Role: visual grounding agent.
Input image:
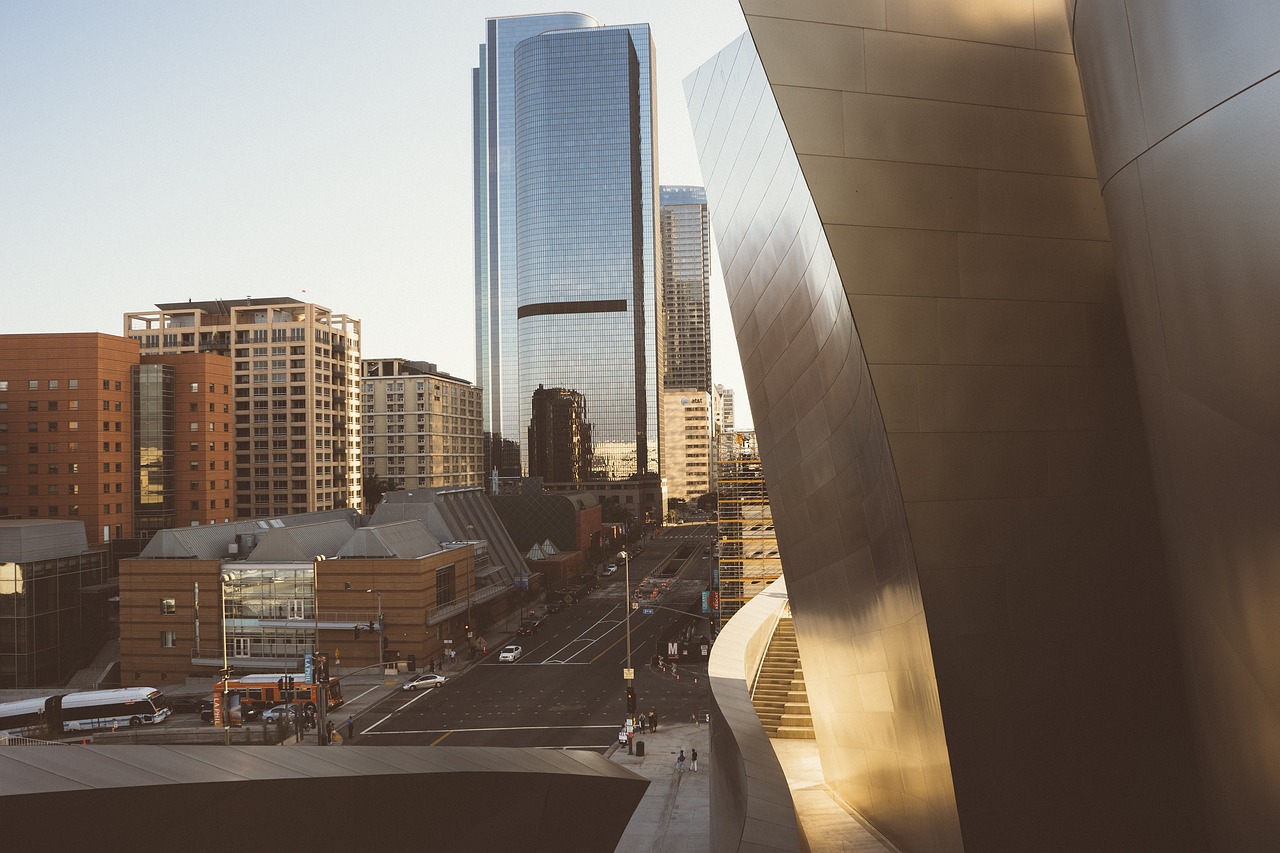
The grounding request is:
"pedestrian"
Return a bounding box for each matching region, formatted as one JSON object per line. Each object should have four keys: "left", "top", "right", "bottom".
{"left": 638, "top": 714, "right": 647, "bottom": 733}
{"left": 676, "top": 749, "right": 686, "bottom": 772}
{"left": 325, "top": 720, "right": 337, "bottom": 745}
{"left": 344, "top": 715, "right": 355, "bottom": 742}
{"left": 649, "top": 709, "right": 657, "bottom": 732}
{"left": 691, "top": 711, "right": 698, "bottom": 726}
{"left": 691, "top": 748, "right": 699, "bottom": 772}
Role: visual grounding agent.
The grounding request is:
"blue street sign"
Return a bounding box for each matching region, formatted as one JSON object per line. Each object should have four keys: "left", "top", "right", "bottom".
{"left": 304, "top": 651, "right": 314, "bottom": 683}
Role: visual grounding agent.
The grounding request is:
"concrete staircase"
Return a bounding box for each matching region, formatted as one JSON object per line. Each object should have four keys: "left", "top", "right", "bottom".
{"left": 752, "top": 613, "right": 816, "bottom": 739}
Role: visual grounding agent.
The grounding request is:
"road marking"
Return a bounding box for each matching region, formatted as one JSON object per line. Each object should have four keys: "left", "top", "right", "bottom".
{"left": 366, "top": 723, "right": 621, "bottom": 736}
{"left": 429, "top": 730, "right": 452, "bottom": 746}
{"left": 544, "top": 607, "right": 627, "bottom": 663}
{"left": 361, "top": 686, "right": 433, "bottom": 734}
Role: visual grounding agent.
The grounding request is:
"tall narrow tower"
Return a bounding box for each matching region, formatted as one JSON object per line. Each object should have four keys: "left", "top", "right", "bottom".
{"left": 474, "top": 14, "right": 659, "bottom": 486}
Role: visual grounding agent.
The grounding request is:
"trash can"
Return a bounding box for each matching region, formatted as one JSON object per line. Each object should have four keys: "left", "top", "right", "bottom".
{"left": 635, "top": 740, "right": 645, "bottom": 757}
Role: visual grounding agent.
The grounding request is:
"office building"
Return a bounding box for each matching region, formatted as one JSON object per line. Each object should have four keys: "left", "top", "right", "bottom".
{"left": 474, "top": 14, "right": 660, "bottom": 485}
{"left": 661, "top": 389, "right": 713, "bottom": 502}
{"left": 135, "top": 353, "right": 235, "bottom": 536}
{"left": 0, "top": 520, "right": 114, "bottom": 688}
{"left": 1, "top": 333, "right": 139, "bottom": 545}
{"left": 125, "top": 298, "right": 362, "bottom": 519}
{"left": 120, "top": 487, "right": 523, "bottom": 685}
{"left": 360, "top": 359, "right": 482, "bottom": 497}
{"left": 527, "top": 385, "right": 592, "bottom": 484}
{"left": 660, "top": 186, "right": 712, "bottom": 392}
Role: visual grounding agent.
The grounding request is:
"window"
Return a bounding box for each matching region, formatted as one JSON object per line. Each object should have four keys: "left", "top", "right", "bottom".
{"left": 161, "top": 631, "right": 177, "bottom": 648}
{"left": 28, "top": 380, "right": 37, "bottom": 390}
{"left": 0, "top": 381, "right": 6, "bottom": 391}
{"left": 68, "top": 379, "right": 77, "bottom": 389}
{"left": 161, "top": 598, "right": 176, "bottom": 615}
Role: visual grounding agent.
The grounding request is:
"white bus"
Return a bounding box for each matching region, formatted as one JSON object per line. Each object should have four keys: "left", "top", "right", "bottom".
{"left": 0, "top": 688, "right": 171, "bottom": 736}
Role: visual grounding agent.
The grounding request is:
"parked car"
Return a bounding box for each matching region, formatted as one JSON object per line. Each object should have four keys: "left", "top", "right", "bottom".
{"left": 547, "top": 599, "right": 565, "bottom": 614}
{"left": 602, "top": 563, "right": 618, "bottom": 576}
{"left": 402, "top": 673, "right": 448, "bottom": 691}
{"left": 262, "top": 705, "right": 297, "bottom": 724}
{"left": 169, "top": 695, "right": 205, "bottom": 715}
{"left": 498, "top": 645, "right": 523, "bottom": 662}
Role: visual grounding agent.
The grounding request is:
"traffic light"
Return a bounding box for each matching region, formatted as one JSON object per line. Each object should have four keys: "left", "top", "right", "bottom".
{"left": 626, "top": 686, "right": 636, "bottom": 714}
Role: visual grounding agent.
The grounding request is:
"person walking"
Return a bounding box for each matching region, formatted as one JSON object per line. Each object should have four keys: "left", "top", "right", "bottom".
{"left": 691, "top": 748, "right": 699, "bottom": 772}
{"left": 344, "top": 715, "right": 355, "bottom": 742}
{"left": 325, "top": 720, "right": 337, "bottom": 745}
{"left": 649, "top": 709, "right": 657, "bottom": 732}
{"left": 638, "top": 714, "right": 647, "bottom": 733}
{"left": 676, "top": 749, "right": 686, "bottom": 772}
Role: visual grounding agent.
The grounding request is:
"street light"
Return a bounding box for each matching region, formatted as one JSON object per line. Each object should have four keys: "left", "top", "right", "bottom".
{"left": 366, "top": 589, "right": 383, "bottom": 671}
{"left": 219, "top": 570, "right": 233, "bottom": 746}
{"left": 618, "top": 549, "right": 636, "bottom": 733}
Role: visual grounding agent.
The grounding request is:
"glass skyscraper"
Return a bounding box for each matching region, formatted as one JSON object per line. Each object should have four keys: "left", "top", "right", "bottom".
{"left": 474, "top": 15, "right": 659, "bottom": 484}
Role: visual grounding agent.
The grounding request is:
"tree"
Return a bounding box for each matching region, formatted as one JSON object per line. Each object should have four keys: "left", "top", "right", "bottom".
{"left": 362, "top": 476, "right": 395, "bottom": 513}
{"left": 696, "top": 491, "right": 718, "bottom": 513}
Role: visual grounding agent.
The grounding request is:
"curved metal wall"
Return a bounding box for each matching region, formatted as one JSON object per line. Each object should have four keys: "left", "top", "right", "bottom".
{"left": 687, "top": 33, "right": 963, "bottom": 853}
{"left": 1069, "top": 3, "right": 1280, "bottom": 848}
{"left": 691, "top": 2, "right": 1208, "bottom": 849}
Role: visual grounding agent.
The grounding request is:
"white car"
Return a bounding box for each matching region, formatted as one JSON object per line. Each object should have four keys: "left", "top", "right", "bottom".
{"left": 261, "top": 704, "right": 297, "bottom": 723}
{"left": 498, "top": 645, "right": 522, "bottom": 662}
{"left": 603, "top": 564, "right": 618, "bottom": 576}
{"left": 402, "top": 673, "right": 448, "bottom": 691}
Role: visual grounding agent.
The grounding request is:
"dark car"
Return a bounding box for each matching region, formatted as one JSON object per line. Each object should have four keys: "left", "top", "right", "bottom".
{"left": 199, "top": 699, "right": 215, "bottom": 723}
{"left": 547, "top": 599, "right": 565, "bottom": 614}
{"left": 516, "top": 619, "right": 541, "bottom": 636}
{"left": 169, "top": 695, "right": 205, "bottom": 715}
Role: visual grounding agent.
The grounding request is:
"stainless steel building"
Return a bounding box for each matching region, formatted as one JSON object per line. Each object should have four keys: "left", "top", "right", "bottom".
{"left": 684, "top": 1, "right": 1280, "bottom": 849}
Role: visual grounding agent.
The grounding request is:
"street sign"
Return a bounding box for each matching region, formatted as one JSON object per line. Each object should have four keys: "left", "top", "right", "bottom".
{"left": 304, "top": 651, "right": 313, "bottom": 683}
{"left": 623, "top": 668, "right": 635, "bottom": 680}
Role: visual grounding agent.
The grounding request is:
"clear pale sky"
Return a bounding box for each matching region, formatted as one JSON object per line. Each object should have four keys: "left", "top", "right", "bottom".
{"left": 0, "top": 1, "right": 751, "bottom": 425}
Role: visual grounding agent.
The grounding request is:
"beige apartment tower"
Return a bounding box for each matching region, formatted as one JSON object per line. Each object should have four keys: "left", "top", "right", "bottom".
{"left": 125, "top": 298, "right": 361, "bottom": 519}
{"left": 360, "top": 359, "right": 483, "bottom": 497}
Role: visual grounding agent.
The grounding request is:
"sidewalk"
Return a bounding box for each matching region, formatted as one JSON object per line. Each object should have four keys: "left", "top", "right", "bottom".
{"left": 610, "top": 721, "right": 711, "bottom": 852}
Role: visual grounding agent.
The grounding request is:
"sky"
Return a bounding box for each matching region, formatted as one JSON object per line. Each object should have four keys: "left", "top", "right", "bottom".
{"left": 0, "top": 0, "right": 752, "bottom": 425}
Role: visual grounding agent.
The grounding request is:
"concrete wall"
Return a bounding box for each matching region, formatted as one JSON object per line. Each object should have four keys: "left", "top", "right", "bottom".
{"left": 706, "top": 576, "right": 800, "bottom": 853}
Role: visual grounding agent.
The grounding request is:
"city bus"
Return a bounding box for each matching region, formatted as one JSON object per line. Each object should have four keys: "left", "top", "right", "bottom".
{"left": 216, "top": 673, "right": 343, "bottom": 716}
{"left": 0, "top": 687, "right": 172, "bottom": 737}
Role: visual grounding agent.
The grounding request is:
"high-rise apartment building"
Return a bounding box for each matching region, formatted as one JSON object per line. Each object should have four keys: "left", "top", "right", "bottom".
{"left": 660, "top": 186, "right": 712, "bottom": 392}
{"left": 125, "top": 298, "right": 361, "bottom": 518}
{"left": 474, "top": 14, "right": 660, "bottom": 485}
{"left": 360, "top": 359, "right": 482, "bottom": 495}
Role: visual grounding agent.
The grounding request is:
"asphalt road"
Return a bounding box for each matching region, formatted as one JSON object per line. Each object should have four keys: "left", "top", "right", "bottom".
{"left": 354, "top": 524, "right": 718, "bottom": 750}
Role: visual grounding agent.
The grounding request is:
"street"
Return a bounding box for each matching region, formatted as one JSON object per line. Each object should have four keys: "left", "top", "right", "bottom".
{"left": 353, "top": 523, "right": 718, "bottom": 749}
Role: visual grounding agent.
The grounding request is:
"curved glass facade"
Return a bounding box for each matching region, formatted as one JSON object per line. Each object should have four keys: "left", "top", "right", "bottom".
{"left": 511, "top": 24, "right": 658, "bottom": 481}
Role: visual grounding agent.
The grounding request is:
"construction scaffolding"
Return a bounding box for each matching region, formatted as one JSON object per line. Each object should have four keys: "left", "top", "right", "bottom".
{"left": 715, "top": 431, "right": 781, "bottom": 630}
